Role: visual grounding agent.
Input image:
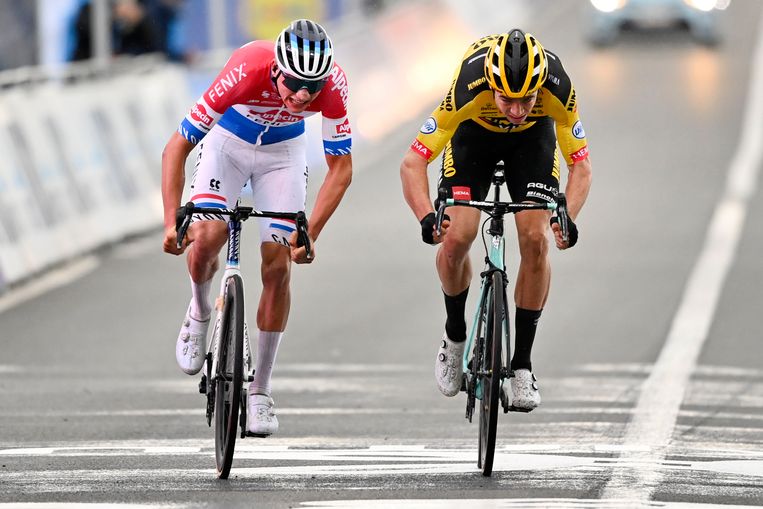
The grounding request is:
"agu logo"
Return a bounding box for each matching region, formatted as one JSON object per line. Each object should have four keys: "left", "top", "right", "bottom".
{"left": 420, "top": 117, "right": 437, "bottom": 135}
{"left": 572, "top": 120, "right": 586, "bottom": 139}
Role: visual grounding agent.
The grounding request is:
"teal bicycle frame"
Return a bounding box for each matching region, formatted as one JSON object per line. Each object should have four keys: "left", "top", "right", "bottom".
{"left": 462, "top": 225, "right": 507, "bottom": 400}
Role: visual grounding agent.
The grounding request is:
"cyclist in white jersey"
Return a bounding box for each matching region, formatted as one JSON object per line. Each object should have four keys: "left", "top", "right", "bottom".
{"left": 161, "top": 19, "right": 353, "bottom": 437}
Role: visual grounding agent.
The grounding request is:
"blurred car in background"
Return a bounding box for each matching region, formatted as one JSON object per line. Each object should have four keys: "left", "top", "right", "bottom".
{"left": 584, "top": 0, "right": 726, "bottom": 46}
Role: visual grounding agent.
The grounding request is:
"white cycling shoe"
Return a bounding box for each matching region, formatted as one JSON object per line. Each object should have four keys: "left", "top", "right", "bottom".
{"left": 504, "top": 369, "right": 541, "bottom": 411}
{"left": 435, "top": 333, "right": 465, "bottom": 397}
{"left": 175, "top": 304, "right": 210, "bottom": 375}
{"left": 247, "top": 393, "right": 279, "bottom": 437}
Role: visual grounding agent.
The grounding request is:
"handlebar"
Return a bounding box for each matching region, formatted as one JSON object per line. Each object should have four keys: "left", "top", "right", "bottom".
{"left": 434, "top": 193, "right": 571, "bottom": 244}
{"left": 175, "top": 202, "right": 312, "bottom": 259}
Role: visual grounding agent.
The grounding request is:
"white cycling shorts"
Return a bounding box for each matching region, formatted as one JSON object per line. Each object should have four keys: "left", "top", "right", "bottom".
{"left": 188, "top": 126, "right": 308, "bottom": 246}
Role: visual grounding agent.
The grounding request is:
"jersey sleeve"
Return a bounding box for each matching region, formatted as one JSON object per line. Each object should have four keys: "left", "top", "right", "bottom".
{"left": 542, "top": 54, "right": 589, "bottom": 166}
{"left": 548, "top": 86, "right": 589, "bottom": 166}
{"left": 409, "top": 37, "right": 494, "bottom": 163}
{"left": 410, "top": 78, "right": 472, "bottom": 163}
{"left": 320, "top": 65, "right": 352, "bottom": 156}
{"left": 178, "top": 45, "right": 257, "bottom": 145}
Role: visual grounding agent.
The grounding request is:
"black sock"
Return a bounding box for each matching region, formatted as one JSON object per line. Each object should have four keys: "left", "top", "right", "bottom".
{"left": 443, "top": 288, "right": 469, "bottom": 342}
{"left": 511, "top": 307, "right": 542, "bottom": 371}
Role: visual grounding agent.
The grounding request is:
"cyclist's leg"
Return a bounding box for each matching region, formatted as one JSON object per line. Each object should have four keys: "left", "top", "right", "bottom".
{"left": 504, "top": 121, "right": 558, "bottom": 409}
{"left": 434, "top": 130, "right": 496, "bottom": 396}
{"left": 249, "top": 134, "right": 307, "bottom": 335}
{"left": 176, "top": 129, "right": 250, "bottom": 375}
{"left": 187, "top": 129, "right": 253, "bottom": 317}
{"left": 245, "top": 135, "right": 307, "bottom": 435}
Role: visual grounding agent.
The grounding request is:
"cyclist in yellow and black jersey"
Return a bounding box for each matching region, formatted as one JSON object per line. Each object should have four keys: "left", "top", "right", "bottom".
{"left": 400, "top": 29, "right": 592, "bottom": 411}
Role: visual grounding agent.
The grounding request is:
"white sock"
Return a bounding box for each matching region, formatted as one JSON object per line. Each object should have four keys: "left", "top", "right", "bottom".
{"left": 190, "top": 276, "right": 212, "bottom": 322}
{"left": 250, "top": 330, "right": 283, "bottom": 396}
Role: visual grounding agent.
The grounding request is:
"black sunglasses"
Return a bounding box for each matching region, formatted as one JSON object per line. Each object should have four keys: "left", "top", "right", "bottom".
{"left": 280, "top": 72, "right": 328, "bottom": 94}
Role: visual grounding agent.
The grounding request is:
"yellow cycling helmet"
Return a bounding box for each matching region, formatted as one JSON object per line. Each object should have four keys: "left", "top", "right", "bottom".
{"left": 484, "top": 29, "right": 548, "bottom": 98}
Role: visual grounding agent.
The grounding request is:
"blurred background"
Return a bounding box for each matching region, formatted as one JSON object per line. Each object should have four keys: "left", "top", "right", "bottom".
{"left": 0, "top": 0, "right": 735, "bottom": 290}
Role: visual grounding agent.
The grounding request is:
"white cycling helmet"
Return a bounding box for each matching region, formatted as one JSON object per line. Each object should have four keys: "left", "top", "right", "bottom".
{"left": 274, "top": 19, "right": 334, "bottom": 81}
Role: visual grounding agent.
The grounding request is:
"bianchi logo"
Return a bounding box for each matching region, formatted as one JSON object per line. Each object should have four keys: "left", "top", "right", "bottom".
{"left": 420, "top": 117, "right": 437, "bottom": 135}
{"left": 572, "top": 120, "right": 586, "bottom": 139}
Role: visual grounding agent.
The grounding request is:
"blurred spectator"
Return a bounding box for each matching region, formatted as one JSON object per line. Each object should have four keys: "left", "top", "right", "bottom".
{"left": 144, "top": 0, "right": 187, "bottom": 62}
{"left": 70, "top": 0, "right": 168, "bottom": 61}
{"left": 114, "top": 0, "right": 162, "bottom": 55}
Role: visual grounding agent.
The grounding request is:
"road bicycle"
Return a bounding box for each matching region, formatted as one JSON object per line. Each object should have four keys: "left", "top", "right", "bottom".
{"left": 175, "top": 202, "right": 311, "bottom": 479}
{"left": 435, "top": 161, "right": 570, "bottom": 476}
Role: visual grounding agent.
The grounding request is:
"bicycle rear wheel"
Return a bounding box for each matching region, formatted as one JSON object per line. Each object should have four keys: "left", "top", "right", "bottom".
{"left": 478, "top": 270, "right": 504, "bottom": 476}
{"left": 214, "top": 274, "right": 245, "bottom": 479}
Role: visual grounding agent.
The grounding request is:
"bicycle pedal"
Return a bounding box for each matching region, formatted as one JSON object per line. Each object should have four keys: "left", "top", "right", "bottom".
{"left": 198, "top": 374, "right": 207, "bottom": 394}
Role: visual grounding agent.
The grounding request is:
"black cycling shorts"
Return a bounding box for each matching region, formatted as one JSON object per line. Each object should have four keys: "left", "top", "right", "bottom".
{"left": 436, "top": 117, "right": 560, "bottom": 206}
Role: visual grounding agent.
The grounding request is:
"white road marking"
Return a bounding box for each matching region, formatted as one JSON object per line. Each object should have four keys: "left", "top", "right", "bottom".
{"left": 300, "top": 501, "right": 763, "bottom": 509}
{"left": 0, "top": 257, "right": 99, "bottom": 315}
{"left": 2, "top": 444, "right": 761, "bottom": 480}
{"left": 602, "top": 9, "right": 763, "bottom": 502}
{"left": 580, "top": 363, "right": 763, "bottom": 378}
{"left": 276, "top": 363, "right": 419, "bottom": 373}
{"left": 0, "top": 505, "right": 178, "bottom": 509}
{"left": 4, "top": 406, "right": 762, "bottom": 421}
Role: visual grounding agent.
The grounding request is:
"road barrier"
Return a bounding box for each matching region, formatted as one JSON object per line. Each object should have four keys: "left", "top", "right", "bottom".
{"left": 0, "top": 64, "right": 191, "bottom": 291}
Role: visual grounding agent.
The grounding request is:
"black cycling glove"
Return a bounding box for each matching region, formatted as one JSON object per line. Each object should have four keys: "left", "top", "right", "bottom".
{"left": 420, "top": 212, "right": 450, "bottom": 245}
{"left": 550, "top": 216, "right": 578, "bottom": 248}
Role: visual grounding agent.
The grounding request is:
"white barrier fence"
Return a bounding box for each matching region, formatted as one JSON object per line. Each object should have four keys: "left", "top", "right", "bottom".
{"left": 0, "top": 65, "right": 191, "bottom": 291}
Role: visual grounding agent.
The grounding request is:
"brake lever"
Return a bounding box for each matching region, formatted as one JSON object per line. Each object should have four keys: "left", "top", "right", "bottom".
{"left": 435, "top": 187, "right": 448, "bottom": 236}
{"left": 295, "top": 211, "right": 312, "bottom": 260}
{"left": 175, "top": 201, "right": 195, "bottom": 250}
{"left": 556, "top": 193, "right": 570, "bottom": 244}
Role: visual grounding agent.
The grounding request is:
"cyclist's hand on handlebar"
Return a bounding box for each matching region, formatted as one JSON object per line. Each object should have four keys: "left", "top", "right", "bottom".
{"left": 420, "top": 212, "right": 450, "bottom": 245}
{"left": 163, "top": 225, "right": 188, "bottom": 255}
{"left": 550, "top": 216, "right": 579, "bottom": 250}
{"left": 288, "top": 231, "right": 315, "bottom": 264}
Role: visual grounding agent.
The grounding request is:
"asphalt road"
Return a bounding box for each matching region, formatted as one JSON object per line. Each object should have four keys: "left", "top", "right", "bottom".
{"left": 1, "top": 2, "right": 763, "bottom": 508}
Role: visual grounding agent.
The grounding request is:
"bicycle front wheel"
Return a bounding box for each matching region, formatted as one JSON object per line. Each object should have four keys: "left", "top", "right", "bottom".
{"left": 214, "top": 274, "right": 245, "bottom": 479}
{"left": 478, "top": 270, "right": 504, "bottom": 477}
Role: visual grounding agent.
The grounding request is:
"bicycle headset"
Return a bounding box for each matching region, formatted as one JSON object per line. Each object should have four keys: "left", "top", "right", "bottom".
{"left": 274, "top": 19, "right": 335, "bottom": 82}
{"left": 484, "top": 28, "right": 549, "bottom": 98}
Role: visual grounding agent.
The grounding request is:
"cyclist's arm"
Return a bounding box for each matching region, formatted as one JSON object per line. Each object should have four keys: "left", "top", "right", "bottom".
{"left": 565, "top": 156, "right": 592, "bottom": 221}
{"left": 161, "top": 132, "right": 195, "bottom": 254}
{"left": 542, "top": 74, "right": 591, "bottom": 222}
{"left": 308, "top": 153, "right": 353, "bottom": 241}
{"left": 400, "top": 148, "right": 433, "bottom": 221}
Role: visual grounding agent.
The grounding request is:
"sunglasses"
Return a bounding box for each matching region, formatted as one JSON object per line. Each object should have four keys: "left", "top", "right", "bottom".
{"left": 280, "top": 72, "right": 328, "bottom": 94}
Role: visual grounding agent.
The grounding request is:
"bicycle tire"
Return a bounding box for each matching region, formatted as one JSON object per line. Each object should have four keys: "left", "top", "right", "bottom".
{"left": 478, "top": 270, "right": 504, "bottom": 476}
{"left": 214, "top": 274, "right": 245, "bottom": 479}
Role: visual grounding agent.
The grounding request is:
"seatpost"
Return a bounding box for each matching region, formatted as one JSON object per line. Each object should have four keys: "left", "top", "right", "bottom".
{"left": 488, "top": 161, "right": 505, "bottom": 237}
{"left": 492, "top": 161, "right": 506, "bottom": 200}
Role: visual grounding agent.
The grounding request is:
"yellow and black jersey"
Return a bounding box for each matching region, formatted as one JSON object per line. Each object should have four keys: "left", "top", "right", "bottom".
{"left": 410, "top": 35, "right": 589, "bottom": 167}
